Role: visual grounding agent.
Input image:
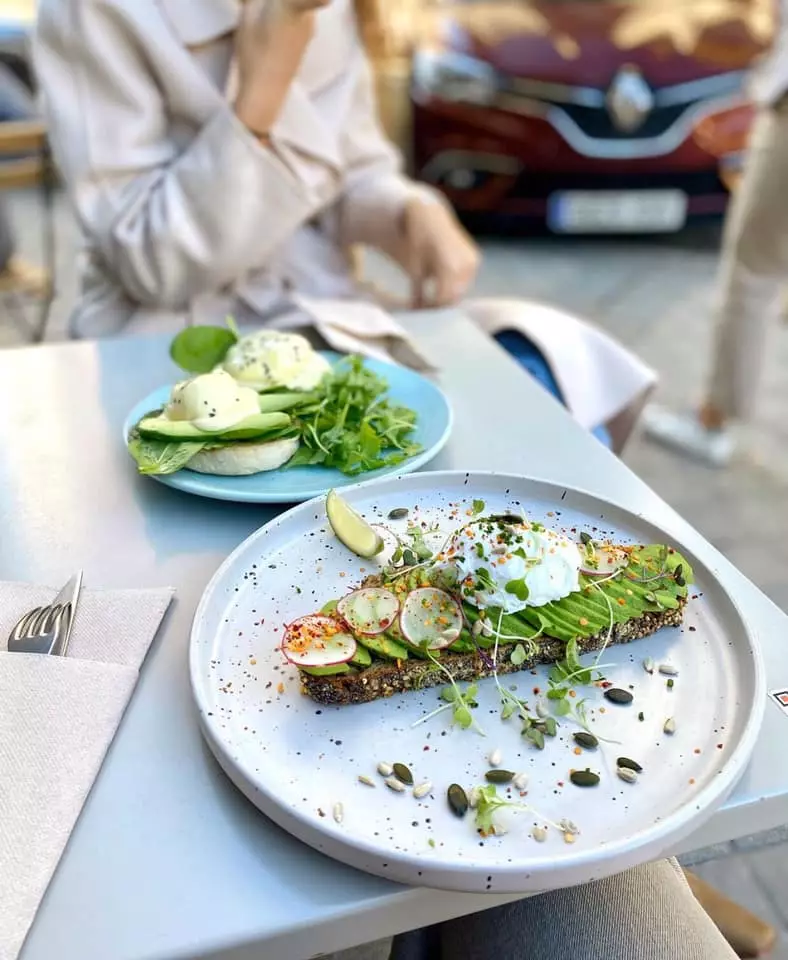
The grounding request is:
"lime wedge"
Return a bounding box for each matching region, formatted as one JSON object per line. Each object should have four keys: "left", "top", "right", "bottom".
{"left": 326, "top": 489, "right": 384, "bottom": 559}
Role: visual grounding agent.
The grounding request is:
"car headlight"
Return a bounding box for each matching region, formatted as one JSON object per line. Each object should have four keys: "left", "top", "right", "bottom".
{"left": 412, "top": 49, "right": 497, "bottom": 106}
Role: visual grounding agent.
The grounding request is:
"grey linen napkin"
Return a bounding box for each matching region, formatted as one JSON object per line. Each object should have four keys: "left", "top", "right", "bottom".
{"left": 0, "top": 582, "right": 173, "bottom": 960}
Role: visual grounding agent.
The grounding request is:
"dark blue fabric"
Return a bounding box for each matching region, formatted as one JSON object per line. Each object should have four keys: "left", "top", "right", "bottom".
{"left": 493, "top": 329, "right": 613, "bottom": 448}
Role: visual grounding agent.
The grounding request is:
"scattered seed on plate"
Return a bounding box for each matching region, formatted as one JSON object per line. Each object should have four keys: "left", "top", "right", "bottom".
{"left": 448, "top": 783, "right": 469, "bottom": 817}
{"left": 385, "top": 777, "right": 406, "bottom": 793}
{"left": 413, "top": 781, "right": 433, "bottom": 800}
{"left": 617, "top": 757, "right": 643, "bottom": 773}
{"left": 388, "top": 507, "right": 409, "bottom": 520}
{"left": 469, "top": 786, "right": 482, "bottom": 809}
{"left": 663, "top": 717, "right": 677, "bottom": 735}
{"left": 573, "top": 732, "right": 598, "bottom": 750}
{"left": 638, "top": 711, "right": 645, "bottom": 722}
{"left": 358, "top": 775, "right": 376, "bottom": 788}
{"left": 532, "top": 826, "right": 548, "bottom": 843}
{"left": 617, "top": 766, "right": 638, "bottom": 784}
{"left": 393, "top": 763, "right": 413, "bottom": 785}
{"left": 604, "top": 688, "right": 633, "bottom": 705}
{"left": 536, "top": 700, "right": 549, "bottom": 719}
{"left": 559, "top": 818, "right": 580, "bottom": 835}
{"left": 472, "top": 619, "right": 484, "bottom": 637}
{"left": 488, "top": 748, "right": 503, "bottom": 767}
{"left": 377, "top": 761, "right": 393, "bottom": 777}
{"left": 333, "top": 802, "right": 344, "bottom": 823}
{"left": 563, "top": 832, "right": 577, "bottom": 844}
{"left": 659, "top": 663, "right": 679, "bottom": 677}
{"left": 513, "top": 772, "right": 529, "bottom": 791}
{"left": 643, "top": 657, "right": 655, "bottom": 675}
{"left": 570, "top": 769, "right": 600, "bottom": 788}
{"left": 485, "top": 769, "right": 514, "bottom": 784}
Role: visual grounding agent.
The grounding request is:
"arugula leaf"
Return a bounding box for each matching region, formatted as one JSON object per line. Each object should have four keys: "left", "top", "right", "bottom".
{"left": 472, "top": 499, "right": 485, "bottom": 515}
{"left": 474, "top": 785, "right": 530, "bottom": 837}
{"left": 170, "top": 324, "right": 237, "bottom": 373}
{"left": 127, "top": 429, "right": 206, "bottom": 475}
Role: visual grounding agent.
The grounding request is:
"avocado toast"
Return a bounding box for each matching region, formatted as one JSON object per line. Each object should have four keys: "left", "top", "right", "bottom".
{"left": 281, "top": 506, "right": 693, "bottom": 706}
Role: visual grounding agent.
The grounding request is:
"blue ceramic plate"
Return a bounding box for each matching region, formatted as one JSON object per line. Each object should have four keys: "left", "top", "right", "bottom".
{"left": 122, "top": 353, "right": 453, "bottom": 503}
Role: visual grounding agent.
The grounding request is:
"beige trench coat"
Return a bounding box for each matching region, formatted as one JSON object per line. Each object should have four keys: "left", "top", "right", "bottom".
{"left": 33, "top": 0, "right": 656, "bottom": 447}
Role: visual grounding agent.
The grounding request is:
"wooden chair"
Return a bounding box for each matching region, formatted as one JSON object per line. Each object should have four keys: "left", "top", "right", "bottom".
{"left": 0, "top": 118, "right": 56, "bottom": 342}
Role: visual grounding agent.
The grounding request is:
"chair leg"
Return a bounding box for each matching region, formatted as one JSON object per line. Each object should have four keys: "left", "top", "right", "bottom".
{"left": 32, "top": 144, "right": 56, "bottom": 343}
{"left": 684, "top": 869, "right": 777, "bottom": 958}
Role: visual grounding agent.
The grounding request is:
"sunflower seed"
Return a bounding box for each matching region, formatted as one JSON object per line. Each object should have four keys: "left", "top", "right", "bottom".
{"left": 479, "top": 619, "right": 493, "bottom": 637}
{"left": 468, "top": 786, "right": 482, "bottom": 809}
{"left": 604, "top": 688, "right": 633, "bottom": 705}
{"left": 559, "top": 818, "right": 580, "bottom": 835}
{"left": 532, "top": 826, "right": 548, "bottom": 843}
{"left": 387, "top": 507, "right": 409, "bottom": 520}
{"left": 384, "top": 777, "right": 406, "bottom": 793}
{"left": 492, "top": 545, "right": 507, "bottom": 556}
{"left": 485, "top": 769, "right": 514, "bottom": 784}
{"left": 393, "top": 763, "right": 413, "bottom": 785}
{"left": 333, "top": 802, "right": 344, "bottom": 823}
{"left": 643, "top": 657, "right": 655, "bottom": 675}
{"left": 658, "top": 663, "right": 679, "bottom": 677}
{"left": 617, "top": 766, "right": 638, "bottom": 784}
{"left": 535, "top": 700, "right": 550, "bottom": 719}
{"left": 358, "top": 775, "right": 376, "bottom": 788}
{"left": 472, "top": 619, "right": 484, "bottom": 637}
{"left": 573, "top": 732, "right": 599, "bottom": 750}
{"left": 448, "top": 783, "right": 469, "bottom": 817}
{"left": 617, "top": 757, "right": 643, "bottom": 773}
{"left": 563, "top": 832, "right": 577, "bottom": 844}
{"left": 663, "top": 717, "right": 676, "bottom": 735}
{"left": 513, "top": 772, "right": 529, "bottom": 791}
{"left": 570, "top": 769, "right": 600, "bottom": 788}
{"left": 488, "top": 748, "right": 503, "bottom": 767}
{"left": 377, "top": 761, "right": 394, "bottom": 777}
{"left": 413, "top": 780, "right": 433, "bottom": 799}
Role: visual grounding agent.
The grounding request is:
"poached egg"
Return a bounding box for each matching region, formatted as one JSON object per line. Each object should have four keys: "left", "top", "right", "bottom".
{"left": 165, "top": 369, "right": 260, "bottom": 432}
{"left": 221, "top": 330, "right": 331, "bottom": 392}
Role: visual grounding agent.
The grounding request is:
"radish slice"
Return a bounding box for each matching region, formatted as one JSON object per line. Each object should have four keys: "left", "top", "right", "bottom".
{"left": 578, "top": 542, "right": 629, "bottom": 576}
{"left": 282, "top": 615, "right": 357, "bottom": 667}
{"left": 337, "top": 588, "right": 400, "bottom": 636}
{"left": 400, "top": 587, "right": 463, "bottom": 650}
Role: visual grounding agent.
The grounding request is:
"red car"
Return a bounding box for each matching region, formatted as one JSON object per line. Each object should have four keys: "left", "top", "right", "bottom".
{"left": 410, "top": 0, "right": 770, "bottom": 233}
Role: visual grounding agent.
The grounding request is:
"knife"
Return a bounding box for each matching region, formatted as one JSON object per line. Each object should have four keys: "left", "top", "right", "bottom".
{"left": 51, "top": 571, "right": 83, "bottom": 657}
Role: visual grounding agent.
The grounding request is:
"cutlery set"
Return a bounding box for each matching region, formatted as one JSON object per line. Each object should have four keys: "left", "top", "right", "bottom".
{"left": 7, "top": 571, "right": 83, "bottom": 656}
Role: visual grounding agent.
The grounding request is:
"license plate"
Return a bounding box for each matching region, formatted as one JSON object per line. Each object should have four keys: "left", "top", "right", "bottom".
{"left": 547, "top": 190, "right": 688, "bottom": 234}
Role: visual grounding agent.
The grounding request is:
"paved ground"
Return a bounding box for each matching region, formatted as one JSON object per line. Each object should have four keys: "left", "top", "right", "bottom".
{"left": 3, "top": 191, "right": 787, "bottom": 954}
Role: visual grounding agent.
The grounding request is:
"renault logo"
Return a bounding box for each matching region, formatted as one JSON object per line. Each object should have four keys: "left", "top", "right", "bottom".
{"left": 607, "top": 65, "right": 654, "bottom": 132}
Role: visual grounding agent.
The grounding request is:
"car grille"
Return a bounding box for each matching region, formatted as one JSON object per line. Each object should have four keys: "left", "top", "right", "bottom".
{"left": 552, "top": 100, "right": 691, "bottom": 141}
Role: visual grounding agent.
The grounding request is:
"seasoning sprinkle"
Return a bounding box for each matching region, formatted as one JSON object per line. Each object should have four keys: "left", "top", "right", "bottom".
{"left": 485, "top": 769, "right": 515, "bottom": 784}
{"left": 617, "top": 766, "right": 638, "bottom": 784}
{"left": 667, "top": 678, "right": 675, "bottom": 690}
{"left": 385, "top": 777, "right": 406, "bottom": 793}
{"left": 358, "top": 775, "right": 376, "bottom": 788}
{"left": 488, "top": 748, "right": 503, "bottom": 767}
{"left": 448, "top": 783, "right": 469, "bottom": 818}
{"left": 573, "top": 731, "right": 599, "bottom": 750}
{"left": 663, "top": 717, "right": 677, "bottom": 735}
{"left": 377, "top": 761, "right": 394, "bottom": 777}
{"left": 333, "top": 802, "right": 344, "bottom": 823}
{"left": 413, "top": 781, "right": 433, "bottom": 800}
{"left": 658, "top": 663, "right": 679, "bottom": 677}
{"left": 604, "top": 688, "right": 633, "bottom": 705}
{"left": 393, "top": 763, "right": 414, "bottom": 785}
{"left": 570, "top": 769, "right": 600, "bottom": 788}
{"left": 638, "top": 711, "right": 645, "bottom": 722}
{"left": 532, "top": 826, "right": 548, "bottom": 843}
{"left": 617, "top": 757, "right": 643, "bottom": 773}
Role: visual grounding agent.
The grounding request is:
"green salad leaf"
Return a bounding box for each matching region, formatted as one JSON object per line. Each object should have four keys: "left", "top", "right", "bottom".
{"left": 170, "top": 323, "right": 238, "bottom": 374}
{"left": 127, "top": 429, "right": 207, "bottom": 475}
{"left": 287, "top": 355, "right": 422, "bottom": 476}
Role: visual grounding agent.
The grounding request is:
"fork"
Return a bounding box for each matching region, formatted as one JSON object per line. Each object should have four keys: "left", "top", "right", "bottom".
{"left": 8, "top": 604, "right": 70, "bottom": 656}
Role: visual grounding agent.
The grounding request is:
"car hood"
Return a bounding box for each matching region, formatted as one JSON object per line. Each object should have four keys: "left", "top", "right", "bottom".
{"left": 429, "top": 0, "right": 772, "bottom": 87}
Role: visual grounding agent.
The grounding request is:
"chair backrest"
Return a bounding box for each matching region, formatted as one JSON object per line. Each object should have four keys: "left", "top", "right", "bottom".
{"left": 0, "top": 118, "right": 47, "bottom": 190}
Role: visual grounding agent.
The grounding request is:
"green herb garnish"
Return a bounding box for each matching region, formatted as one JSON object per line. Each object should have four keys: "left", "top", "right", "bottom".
{"left": 170, "top": 321, "right": 238, "bottom": 374}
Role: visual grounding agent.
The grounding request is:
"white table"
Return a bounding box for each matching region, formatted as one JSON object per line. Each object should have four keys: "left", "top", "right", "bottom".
{"left": 1, "top": 312, "right": 786, "bottom": 960}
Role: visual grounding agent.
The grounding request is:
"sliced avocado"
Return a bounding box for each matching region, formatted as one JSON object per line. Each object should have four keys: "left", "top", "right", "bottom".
{"left": 137, "top": 411, "right": 290, "bottom": 442}
{"left": 350, "top": 644, "right": 372, "bottom": 668}
{"left": 258, "top": 391, "right": 316, "bottom": 413}
{"left": 357, "top": 633, "right": 409, "bottom": 661}
{"left": 301, "top": 663, "right": 353, "bottom": 677}
{"left": 448, "top": 630, "right": 475, "bottom": 654}
{"left": 320, "top": 600, "right": 339, "bottom": 616}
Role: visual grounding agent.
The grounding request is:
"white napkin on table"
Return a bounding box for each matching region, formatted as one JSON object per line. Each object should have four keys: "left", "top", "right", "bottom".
{"left": 0, "top": 582, "right": 173, "bottom": 960}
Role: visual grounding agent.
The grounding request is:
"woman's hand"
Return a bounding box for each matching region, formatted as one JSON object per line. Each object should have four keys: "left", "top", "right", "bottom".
{"left": 234, "top": 0, "right": 331, "bottom": 135}
{"left": 403, "top": 196, "right": 481, "bottom": 309}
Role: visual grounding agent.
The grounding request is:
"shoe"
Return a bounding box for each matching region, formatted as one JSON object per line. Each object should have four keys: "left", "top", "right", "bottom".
{"left": 0, "top": 257, "right": 51, "bottom": 298}
{"left": 640, "top": 405, "right": 735, "bottom": 467}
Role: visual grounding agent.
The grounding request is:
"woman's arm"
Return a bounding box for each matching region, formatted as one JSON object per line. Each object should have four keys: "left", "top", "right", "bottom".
{"left": 34, "top": 0, "right": 333, "bottom": 310}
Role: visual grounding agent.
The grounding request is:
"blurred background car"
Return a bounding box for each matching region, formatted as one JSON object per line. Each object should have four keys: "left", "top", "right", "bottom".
{"left": 408, "top": 0, "right": 771, "bottom": 235}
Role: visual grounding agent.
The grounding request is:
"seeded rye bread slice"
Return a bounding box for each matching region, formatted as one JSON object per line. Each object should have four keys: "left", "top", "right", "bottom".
{"left": 299, "top": 599, "right": 687, "bottom": 706}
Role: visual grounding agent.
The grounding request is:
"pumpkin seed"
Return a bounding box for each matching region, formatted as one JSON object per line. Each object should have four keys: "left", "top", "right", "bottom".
{"left": 447, "top": 783, "right": 469, "bottom": 817}
{"left": 393, "top": 763, "right": 413, "bottom": 785}
{"left": 532, "top": 826, "right": 548, "bottom": 843}
{"left": 570, "top": 769, "right": 600, "bottom": 788}
{"left": 384, "top": 777, "right": 406, "bottom": 793}
{"left": 663, "top": 717, "right": 676, "bottom": 735}
{"left": 643, "top": 657, "right": 655, "bottom": 675}
{"left": 488, "top": 748, "right": 503, "bottom": 767}
{"left": 659, "top": 663, "right": 679, "bottom": 677}
{"left": 377, "top": 761, "right": 393, "bottom": 777}
{"left": 387, "top": 507, "right": 409, "bottom": 520}
{"left": 490, "top": 513, "right": 522, "bottom": 524}
{"left": 617, "top": 757, "right": 643, "bottom": 773}
{"left": 333, "top": 802, "right": 344, "bottom": 823}
{"left": 573, "top": 731, "right": 599, "bottom": 750}
{"left": 580, "top": 532, "right": 592, "bottom": 546}
{"left": 485, "top": 769, "right": 515, "bottom": 784}
{"left": 617, "top": 766, "right": 638, "bottom": 784}
{"left": 468, "top": 786, "right": 482, "bottom": 809}
{"left": 413, "top": 780, "right": 433, "bottom": 799}
{"left": 513, "top": 772, "right": 529, "bottom": 791}
{"left": 358, "top": 775, "right": 376, "bottom": 788}
{"left": 604, "top": 688, "right": 633, "bottom": 705}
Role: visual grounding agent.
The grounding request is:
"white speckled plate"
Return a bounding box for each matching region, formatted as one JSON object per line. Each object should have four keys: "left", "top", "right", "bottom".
{"left": 189, "top": 471, "right": 764, "bottom": 893}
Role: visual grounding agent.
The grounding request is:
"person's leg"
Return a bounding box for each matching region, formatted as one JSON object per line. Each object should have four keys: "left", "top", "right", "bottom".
{"left": 643, "top": 96, "right": 788, "bottom": 465}
{"left": 389, "top": 859, "right": 737, "bottom": 960}
{"left": 493, "top": 329, "right": 613, "bottom": 448}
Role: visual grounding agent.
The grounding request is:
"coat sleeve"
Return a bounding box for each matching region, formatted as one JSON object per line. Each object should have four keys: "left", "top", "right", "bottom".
{"left": 335, "top": 47, "right": 443, "bottom": 263}
{"left": 33, "top": 0, "right": 336, "bottom": 309}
